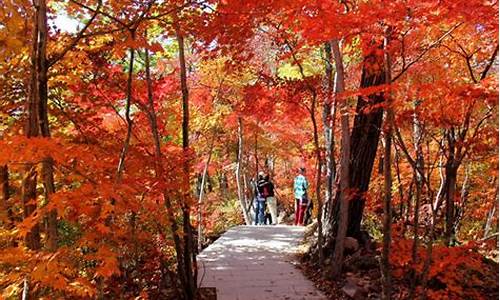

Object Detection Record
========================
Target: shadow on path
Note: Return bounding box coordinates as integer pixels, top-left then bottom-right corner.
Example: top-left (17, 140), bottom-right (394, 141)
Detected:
top-left (198, 225), bottom-right (326, 300)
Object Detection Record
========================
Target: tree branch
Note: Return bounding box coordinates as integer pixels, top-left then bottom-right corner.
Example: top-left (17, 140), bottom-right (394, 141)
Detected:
top-left (284, 39), bottom-right (317, 114)
top-left (48, 0), bottom-right (102, 67)
top-left (393, 126), bottom-right (433, 193)
top-left (68, 0), bottom-right (128, 28)
top-left (392, 23), bottom-right (463, 82)
top-left (480, 43), bottom-right (499, 80)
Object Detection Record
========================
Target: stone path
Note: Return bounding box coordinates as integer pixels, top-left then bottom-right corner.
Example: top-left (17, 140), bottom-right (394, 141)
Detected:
top-left (197, 225), bottom-right (326, 300)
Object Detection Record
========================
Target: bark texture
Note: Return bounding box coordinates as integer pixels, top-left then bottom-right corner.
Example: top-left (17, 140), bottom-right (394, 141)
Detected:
top-left (176, 28), bottom-right (197, 299)
top-left (330, 39), bottom-right (349, 277)
top-left (346, 50), bottom-right (386, 238)
top-left (326, 47), bottom-right (387, 241)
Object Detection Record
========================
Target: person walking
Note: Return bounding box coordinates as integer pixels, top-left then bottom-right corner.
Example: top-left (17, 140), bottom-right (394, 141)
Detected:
top-left (294, 167), bottom-right (309, 226)
top-left (303, 198), bottom-right (314, 225)
top-left (254, 172), bottom-right (267, 225)
top-left (264, 174), bottom-right (278, 225)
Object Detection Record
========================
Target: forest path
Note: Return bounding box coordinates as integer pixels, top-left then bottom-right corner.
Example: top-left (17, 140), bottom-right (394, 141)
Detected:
top-left (197, 225), bottom-right (326, 300)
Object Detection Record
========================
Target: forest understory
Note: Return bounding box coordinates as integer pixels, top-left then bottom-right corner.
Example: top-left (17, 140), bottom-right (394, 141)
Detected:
top-left (298, 221), bottom-right (499, 300)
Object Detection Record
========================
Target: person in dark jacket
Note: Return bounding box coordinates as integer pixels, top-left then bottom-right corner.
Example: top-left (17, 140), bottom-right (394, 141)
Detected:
top-left (263, 174), bottom-right (277, 225)
top-left (254, 172), bottom-right (267, 225)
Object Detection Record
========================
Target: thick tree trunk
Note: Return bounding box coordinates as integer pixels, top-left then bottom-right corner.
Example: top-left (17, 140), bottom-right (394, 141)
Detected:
top-left (345, 49), bottom-right (386, 238)
top-left (39, 15), bottom-right (58, 250)
top-left (22, 0), bottom-right (45, 251)
top-left (327, 46), bottom-right (386, 240)
top-left (236, 118), bottom-right (251, 225)
top-left (330, 38), bottom-right (349, 277)
top-left (33, 0), bottom-right (98, 251)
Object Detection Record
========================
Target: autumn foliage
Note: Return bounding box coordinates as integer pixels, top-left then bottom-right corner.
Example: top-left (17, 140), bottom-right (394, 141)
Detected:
top-left (0, 0), bottom-right (498, 299)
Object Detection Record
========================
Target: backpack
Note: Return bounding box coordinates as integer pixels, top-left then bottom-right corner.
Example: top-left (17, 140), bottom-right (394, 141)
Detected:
top-left (300, 181), bottom-right (308, 205)
top-left (262, 184), bottom-right (270, 197)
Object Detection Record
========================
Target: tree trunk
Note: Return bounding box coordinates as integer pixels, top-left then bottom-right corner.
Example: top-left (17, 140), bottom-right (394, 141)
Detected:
top-left (116, 45), bottom-right (135, 180)
top-left (432, 129), bottom-right (460, 245)
top-left (403, 180), bottom-right (414, 236)
top-left (444, 162), bottom-right (458, 246)
top-left (254, 130), bottom-right (259, 175)
top-left (0, 165), bottom-right (13, 227)
top-left (346, 48), bottom-right (386, 238)
top-left (409, 100), bottom-right (425, 300)
top-left (236, 118), bottom-right (251, 225)
top-left (36, 0), bottom-right (49, 137)
top-left (433, 141), bottom-right (446, 212)
top-left (311, 92), bottom-right (324, 265)
top-left (330, 38), bottom-right (349, 277)
top-left (484, 206), bottom-right (496, 239)
top-left (36, 0), bottom-right (57, 252)
top-left (26, 0), bottom-right (39, 139)
top-left (322, 42), bottom-right (337, 227)
top-left (42, 158), bottom-right (57, 251)
top-left (394, 145), bottom-right (404, 220)
top-left (176, 28), bottom-right (196, 299)
top-left (419, 213), bottom-right (437, 300)
top-left (197, 132), bottom-right (216, 252)
top-left (218, 171), bottom-right (228, 200)
top-left (22, 0), bottom-right (47, 251)
top-left (381, 29), bottom-right (393, 300)
top-left (22, 166), bottom-right (40, 250)
top-left (22, 278), bottom-right (29, 300)
top-left (484, 179), bottom-right (498, 238)
top-left (244, 172), bottom-right (256, 222)
top-left (453, 164), bottom-right (470, 234)
top-left (327, 46), bottom-right (387, 240)
top-left (145, 45), bottom-right (189, 299)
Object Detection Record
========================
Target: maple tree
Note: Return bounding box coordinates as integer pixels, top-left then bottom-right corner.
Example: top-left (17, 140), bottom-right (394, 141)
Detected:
top-left (0, 0), bottom-right (498, 299)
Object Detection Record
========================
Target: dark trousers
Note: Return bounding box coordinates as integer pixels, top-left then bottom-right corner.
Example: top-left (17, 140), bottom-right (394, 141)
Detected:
top-left (255, 200), bottom-right (266, 225)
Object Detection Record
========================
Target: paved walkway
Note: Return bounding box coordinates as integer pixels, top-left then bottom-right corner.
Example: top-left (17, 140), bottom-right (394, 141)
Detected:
top-left (197, 225), bottom-right (326, 300)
